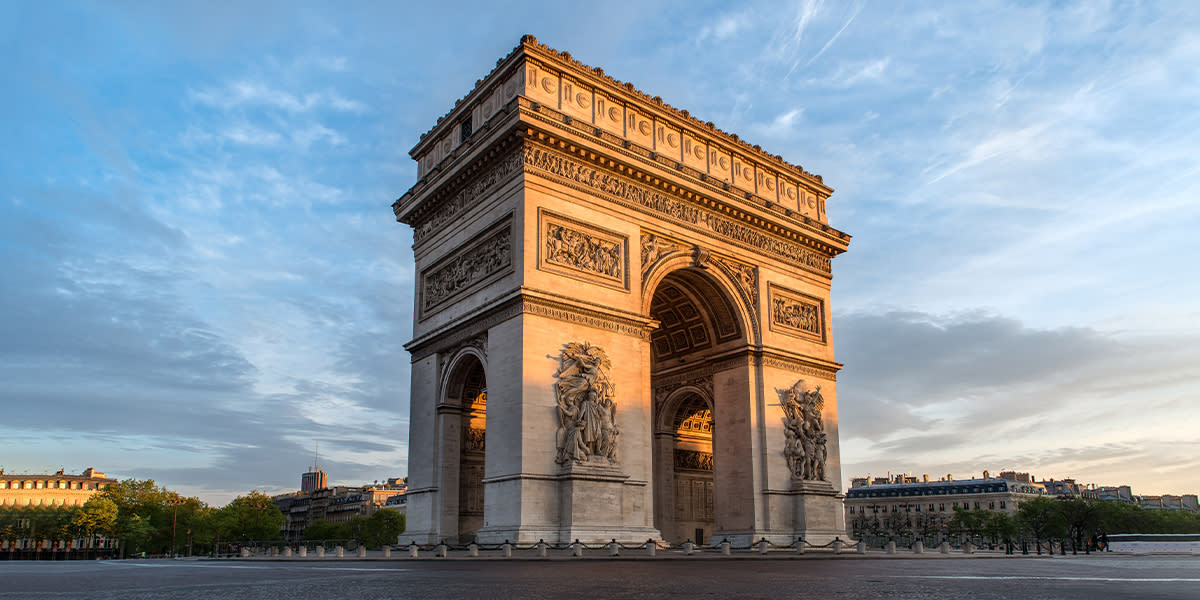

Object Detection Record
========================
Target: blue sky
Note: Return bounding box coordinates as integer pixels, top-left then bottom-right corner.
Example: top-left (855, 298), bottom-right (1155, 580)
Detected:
top-left (3, 1), bottom-right (1198, 505)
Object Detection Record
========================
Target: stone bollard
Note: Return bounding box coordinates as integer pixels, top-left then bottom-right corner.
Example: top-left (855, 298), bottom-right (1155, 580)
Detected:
top-left (357, 545), bottom-right (367, 558)
top-left (609, 539), bottom-right (620, 557)
top-left (283, 546), bottom-right (293, 557)
top-left (963, 541), bottom-right (973, 555)
top-left (646, 539), bottom-right (656, 557)
top-left (316, 546), bottom-right (326, 558)
top-left (382, 546), bottom-right (391, 558)
top-left (857, 540), bottom-right (866, 554)
top-left (832, 538), bottom-right (843, 555)
top-left (469, 543), bottom-right (479, 557)
top-left (335, 546), bottom-right (344, 558)
top-left (886, 541), bottom-right (896, 554)
top-left (298, 546), bottom-right (307, 557)
top-left (758, 538), bottom-right (769, 555)
top-left (240, 547), bottom-right (250, 558)
top-left (408, 543), bottom-right (418, 558)
top-left (571, 540), bottom-right (583, 557)
top-left (796, 537), bottom-right (805, 555)
top-left (683, 540), bottom-right (695, 556)
top-left (721, 539), bottom-right (732, 556)
top-left (913, 540), bottom-right (924, 554)
top-left (536, 540), bottom-right (547, 557)
top-left (436, 543), bottom-right (447, 558)
top-left (502, 541), bottom-right (512, 558)
top-left (940, 541), bottom-right (950, 554)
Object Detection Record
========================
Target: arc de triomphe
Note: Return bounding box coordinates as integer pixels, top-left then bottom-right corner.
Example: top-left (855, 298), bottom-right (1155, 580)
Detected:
top-left (393, 36), bottom-right (850, 547)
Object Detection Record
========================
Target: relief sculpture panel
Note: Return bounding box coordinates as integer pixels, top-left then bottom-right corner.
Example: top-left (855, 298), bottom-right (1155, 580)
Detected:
top-left (768, 283), bottom-right (825, 342)
top-left (539, 211), bottom-right (627, 290)
top-left (420, 218), bottom-right (512, 315)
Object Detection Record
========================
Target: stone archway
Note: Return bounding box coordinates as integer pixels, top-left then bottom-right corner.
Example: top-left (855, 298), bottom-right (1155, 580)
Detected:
top-left (648, 267), bottom-right (752, 544)
top-left (654, 391), bottom-right (715, 544)
top-left (440, 351), bottom-right (487, 543)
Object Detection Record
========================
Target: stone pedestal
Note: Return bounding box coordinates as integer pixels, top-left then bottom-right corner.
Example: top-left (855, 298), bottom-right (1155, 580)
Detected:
top-left (789, 479), bottom-right (847, 546)
top-left (554, 459), bottom-right (661, 544)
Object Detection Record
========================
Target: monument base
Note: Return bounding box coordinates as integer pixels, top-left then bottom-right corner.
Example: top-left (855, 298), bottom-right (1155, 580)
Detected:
top-left (557, 458), bottom-right (661, 545)
top-left (790, 478), bottom-right (848, 546)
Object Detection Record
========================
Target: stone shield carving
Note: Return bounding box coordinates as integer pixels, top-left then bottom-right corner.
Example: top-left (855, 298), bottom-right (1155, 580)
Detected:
top-left (781, 379), bottom-right (827, 481)
top-left (554, 342), bottom-right (619, 465)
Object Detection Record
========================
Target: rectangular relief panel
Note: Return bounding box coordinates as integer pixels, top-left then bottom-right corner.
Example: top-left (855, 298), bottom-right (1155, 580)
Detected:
top-left (419, 216), bottom-right (514, 318)
top-left (768, 283), bottom-right (826, 343)
top-left (538, 209), bottom-right (629, 291)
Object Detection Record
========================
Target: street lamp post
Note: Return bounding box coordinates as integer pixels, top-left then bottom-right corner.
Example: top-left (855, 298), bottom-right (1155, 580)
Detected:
top-left (168, 497), bottom-right (186, 558)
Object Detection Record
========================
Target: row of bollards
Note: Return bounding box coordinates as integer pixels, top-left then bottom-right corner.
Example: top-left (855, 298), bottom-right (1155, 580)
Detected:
top-left (237, 536), bottom-right (1002, 559)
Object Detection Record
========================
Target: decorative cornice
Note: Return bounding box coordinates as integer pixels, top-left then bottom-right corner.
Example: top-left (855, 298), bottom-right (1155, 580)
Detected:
top-left (524, 143), bottom-right (836, 277)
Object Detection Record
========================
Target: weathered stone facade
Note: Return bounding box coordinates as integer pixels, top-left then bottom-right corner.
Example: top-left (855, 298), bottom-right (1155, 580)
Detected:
top-left (393, 36), bottom-right (850, 546)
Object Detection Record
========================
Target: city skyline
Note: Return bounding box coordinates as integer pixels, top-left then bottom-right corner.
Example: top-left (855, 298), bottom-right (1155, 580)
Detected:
top-left (2, 1), bottom-right (1198, 506)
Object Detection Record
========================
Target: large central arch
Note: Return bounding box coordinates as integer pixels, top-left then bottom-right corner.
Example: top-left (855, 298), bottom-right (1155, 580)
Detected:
top-left (647, 266), bottom-right (754, 544)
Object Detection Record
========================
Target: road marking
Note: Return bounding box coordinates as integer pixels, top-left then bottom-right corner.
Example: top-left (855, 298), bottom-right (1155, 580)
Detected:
top-left (898, 575), bottom-right (1200, 583)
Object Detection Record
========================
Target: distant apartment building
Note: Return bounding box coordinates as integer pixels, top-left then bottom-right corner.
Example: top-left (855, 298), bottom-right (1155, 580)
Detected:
top-left (844, 471), bottom-right (1046, 538)
top-left (271, 470), bottom-right (406, 543)
top-left (0, 468), bottom-right (116, 508)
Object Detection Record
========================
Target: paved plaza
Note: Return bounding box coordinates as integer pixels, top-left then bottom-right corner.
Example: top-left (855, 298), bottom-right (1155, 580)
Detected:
top-left (1, 554), bottom-right (1197, 599)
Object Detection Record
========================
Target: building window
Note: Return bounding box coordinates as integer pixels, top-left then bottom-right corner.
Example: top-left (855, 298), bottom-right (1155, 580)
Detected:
top-left (939, 504), bottom-right (945, 511)
top-left (974, 501), bottom-right (981, 509)
top-left (988, 501), bottom-right (995, 510)
top-left (999, 501), bottom-right (1006, 509)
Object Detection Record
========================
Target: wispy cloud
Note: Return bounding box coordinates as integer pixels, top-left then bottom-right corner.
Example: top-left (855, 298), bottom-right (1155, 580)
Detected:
top-left (190, 80), bottom-right (366, 113)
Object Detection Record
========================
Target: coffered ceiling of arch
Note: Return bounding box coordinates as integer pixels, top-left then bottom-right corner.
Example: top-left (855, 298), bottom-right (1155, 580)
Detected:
top-left (650, 273), bottom-right (740, 365)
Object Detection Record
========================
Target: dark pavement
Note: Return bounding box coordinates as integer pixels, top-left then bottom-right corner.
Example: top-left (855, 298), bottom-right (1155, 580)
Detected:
top-left (1, 555), bottom-right (1197, 599)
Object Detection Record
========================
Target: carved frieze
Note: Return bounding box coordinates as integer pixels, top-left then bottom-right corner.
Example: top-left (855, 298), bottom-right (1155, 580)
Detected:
top-left (420, 219), bottom-right (512, 315)
top-left (539, 211), bottom-right (627, 289)
top-left (554, 342), bottom-right (620, 465)
top-left (674, 449), bottom-right (714, 472)
top-left (524, 146), bottom-right (833, 276)
top-left (768, 284), bottom-right (825, 343)
top-left (780, 379), bottom-right (827, 482)
top-left (464, 426), bottom-right (486, 452)
top-left (407, 150), bottom-right (523, 244)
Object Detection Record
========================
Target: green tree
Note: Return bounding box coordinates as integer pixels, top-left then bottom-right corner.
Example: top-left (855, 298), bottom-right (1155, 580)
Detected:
top-left (70, 497), bottom-right (118, 546)
top-left (217, 491), bottom-right (284, 543)
top-left (302, 518), bottom-right (348, 544)
top-left (1017, 497), bottom-right (1065, 554)
top-left (982, 513), bottom-right (1019, 551)
top-left (1060, 498), bottom-right (1100, 554)
top-left (366, 509), bottom-right (405, 547)
top-left (947, 507), bottom-right (990, 543)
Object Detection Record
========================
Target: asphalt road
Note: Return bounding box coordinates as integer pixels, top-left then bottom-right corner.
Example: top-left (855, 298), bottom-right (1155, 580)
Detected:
top-left (1, 555), bottom-right (1197, 599)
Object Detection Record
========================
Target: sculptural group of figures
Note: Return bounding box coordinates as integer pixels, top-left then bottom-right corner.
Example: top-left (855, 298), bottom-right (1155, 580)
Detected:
top-left (554, 342), bottom-right (620, 465)
top-left (546, 224), bottom-right (622, 278)
top-left (782, 380), bottom-right (827, 481)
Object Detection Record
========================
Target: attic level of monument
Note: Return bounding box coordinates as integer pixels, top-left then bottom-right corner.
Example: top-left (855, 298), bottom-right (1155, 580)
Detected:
top-left (393, 36), bottom-right (850, 255)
